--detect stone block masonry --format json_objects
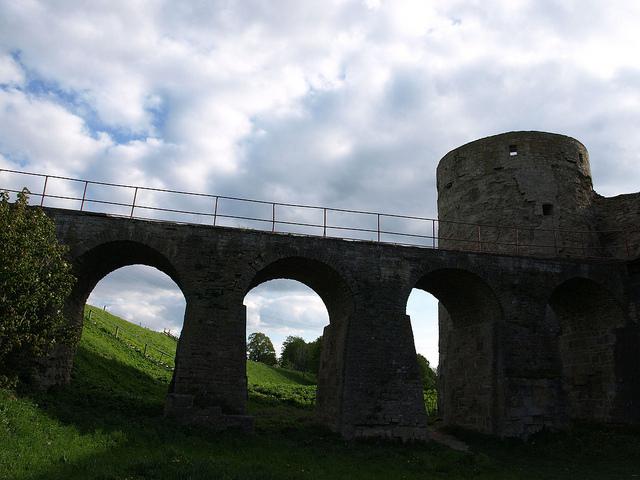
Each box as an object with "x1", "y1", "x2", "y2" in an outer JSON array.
[{"x1": 38, "y1": 192, "x2": 639, "y2": 439}]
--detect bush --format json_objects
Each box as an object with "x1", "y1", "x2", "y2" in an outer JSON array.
[{"x1": 0, "y1": 189, "x2": 75, "y2": 386}]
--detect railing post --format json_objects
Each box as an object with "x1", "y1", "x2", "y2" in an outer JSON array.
[
  {"x1": 40, "y1": 175, "x2": 49, "y2": 207},
  {"x1": 323, "y1": 208, "x2": 327, "y2": 237},
  {"x1": 80, "y1": 181, "x2": 89, "y2": 211},
  {"x1": 213, "y1": 196, "x2": 219, "y2": 226},
  {"x1": 377, "y1": 214, "x2": 381, "y2": 242},
  {"x1": 272, "y1": 203, "x2": 276, "y2": 232},
  {"x1": 432, "y1": 219, "x2": 436, "y2": 249},
  {"x1": 130, "y1": 187, "x2": 138, "y2": 218}
]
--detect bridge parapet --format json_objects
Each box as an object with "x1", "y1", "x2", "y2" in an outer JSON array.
[{"x1": 1, "y1": 167, "x2": 635, "y2": 260}]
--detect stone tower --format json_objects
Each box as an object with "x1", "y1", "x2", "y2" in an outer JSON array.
[{"x1": 436, "y1": 131, "x2": 600, "y2": 257}]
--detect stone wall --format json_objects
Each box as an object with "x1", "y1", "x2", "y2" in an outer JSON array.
[
  {"x1": 435, "y1": 130, "x2": 640, "y2": 436},
  {"x1": 593, "y1": 193, "x2": 640, "y2": 259},
  {"x1": 39, "y1": 206, "x2": 640, "y2": 440}
]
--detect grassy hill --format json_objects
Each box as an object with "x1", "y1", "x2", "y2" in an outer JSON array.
[{"x1": 1, "y1": 306, "x2": 639, "y2": 479}]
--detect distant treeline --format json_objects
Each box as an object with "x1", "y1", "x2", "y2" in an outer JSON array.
[{"x1": 247, "y1": 332, "x2": 322, "y2": 374}]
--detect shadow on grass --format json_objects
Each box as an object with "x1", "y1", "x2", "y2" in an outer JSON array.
[
  {"x1": 17, "y1": 345, "x2": 640, "y2": 480},
  {"x1": 22, "y1": 345, "x2": 169, "y2": 435},
  {"x1": 263, "y1": 368, "x2": 316, "y2": 386}
]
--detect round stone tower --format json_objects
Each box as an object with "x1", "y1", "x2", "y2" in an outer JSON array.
[{"x1": 436, "y1": 131, "x2": 600, "y2": 257}]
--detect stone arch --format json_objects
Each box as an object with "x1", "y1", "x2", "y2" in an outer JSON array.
[
  {"x1": 67, "y1": 240, "x2": 184, "y2": 330},
  {"x1": 60, "y1": 240, "x2": 186, "y2": 373},
  {"x1": 406, "y1": 267, "x2": 504, "y2": 434},
  {"x1": 38, "y1": 239, "x2": 187, "y2": 389},
  {"x1": 547, "y1": 277, "x2": 631, "y2": 423},
  {"x1": 244, "y1": 256, "x2": 354, "y2": 430}
]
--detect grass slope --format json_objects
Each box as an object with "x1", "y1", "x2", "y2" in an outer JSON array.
[
  {"x1": 85, "y1": 305, "x2": 179, "y2": 369},
  {"x1": 1, "y1": 307, "x2": 639, "y2": 479},
  {"x1": 246, "y1": 360, "x2": 316, "y2": 386}
]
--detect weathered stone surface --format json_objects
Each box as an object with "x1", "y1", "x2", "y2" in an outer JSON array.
[
  {"x1": 437, "y1": 131, "x2": 599, "y2": 257},
  {"x1": 436, "y1": 130, "x2": 640, "y2": 437},
  {"x1": 39, "y1": 198, "x2": 639, "y2": 440}
]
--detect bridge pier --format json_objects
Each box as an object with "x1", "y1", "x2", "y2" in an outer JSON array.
[{"x1": 165, "y1": 299, "x2": 253, "y2": 431}]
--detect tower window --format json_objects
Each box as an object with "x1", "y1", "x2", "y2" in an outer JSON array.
[
  {"x1": 543, "y1": 203, "x2": 554, "y2": 216},
  {"x1": 509, "y1": 145, "x2": 518, "y2": 156}
]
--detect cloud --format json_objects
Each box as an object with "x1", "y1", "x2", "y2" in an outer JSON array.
[
  {"x1": 0, "y1": 54, "x2": 23, "y2": 86},
  {"x1": 2, "y1": 0, "x2": 640, "y2": 366},
  {"x1": 245, "y1": 279, "x2": 329, "y2": 356},
  {"x1": 88, "y1": 265, "x2": 186, "y2": 334}
]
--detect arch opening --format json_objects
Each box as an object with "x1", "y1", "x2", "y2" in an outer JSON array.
[
  {"x1": 244, "y1": 279, "x2": 328, "y2": 370},
  {"x1": 243, "y1": 257, "x2": 354, "y2": 430},
  {"x1": 406, "y1": 289, "x2": 439, "y2": 417},
  {"x1": 407, "y1": 268, "x2": 503, "y2": 434},
  {"x1": 63, "y1": 241, "x2": 187, "y2": 396},
  {"x1": 548, "y1": 278, "x2": 630, "y2": 423}
]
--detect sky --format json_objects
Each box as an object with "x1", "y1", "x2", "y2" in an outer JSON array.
[{"x1": 1, "y1": 0, "x2": 639, "y2": 366}]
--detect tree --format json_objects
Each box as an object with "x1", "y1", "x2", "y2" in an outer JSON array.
[
  {"x1": 280, "y1": 335, "x2": 307, "y2": 371},
  {"x1": 416, "y1": 353, "x2": 437, "y2": 391},
  {"x1": 246, "y1": 332, "x2": 277, "y2": 365},
  {"x1": 305, "y1": 336, "x2": 323, "y2": 374},
  {"x1": 0, "y1": 189, "x2": 75, "y2": 386},
  {"x1": 280, "y1": 335, "x2": 323, "y2": 374}
]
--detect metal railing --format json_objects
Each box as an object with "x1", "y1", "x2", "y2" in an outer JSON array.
[{"x1": 0, "y1": 168, "x2": 636, "y2": 259}]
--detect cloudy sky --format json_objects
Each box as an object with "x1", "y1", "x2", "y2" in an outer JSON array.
[{"x1": 1, "y1": 0, "x2": 639, "y2": 365}]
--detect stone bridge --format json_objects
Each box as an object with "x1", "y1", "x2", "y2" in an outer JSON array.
[{"x1": 43, "y1": 206, "x2": 640, "y2": 440}]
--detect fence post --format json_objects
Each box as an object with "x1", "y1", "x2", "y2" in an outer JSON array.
[
  {"x1": 377, "y1": 214, "x2": 381, "y2": 242},
  {"x1": 40, "y1": 175, "x2": 49, "y2": 207},
  {"x1": 323, "y1": 208, "x2": 327, "y2": 237},
  {"x1": 143, "y1": 344, "x2": 148, "y2": 356},
  {"x1": 88, "y1": 310, "x2": 92, "y2": 322},
  {"x1": 130, "y1": 187, "x2": 138, "y2": 218},
  {"x1": 272, "y1": 203, "x2": 276, "y2": 232},
  {"x1": 114, "y1": 326, "x2": 119, "y2": 339},
  {"x1": 80, "y1": 181, "x2": 89, "y2": 211},
  {"x1": 213, "y1": 196, "x2": 219, "y2": 226}
]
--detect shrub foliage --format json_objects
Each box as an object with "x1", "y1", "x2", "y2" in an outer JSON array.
[{"x1": 0, "y1": 189, "x2": 75, "y2": 385}]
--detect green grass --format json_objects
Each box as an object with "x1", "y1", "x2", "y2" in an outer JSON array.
[
  {"x1": 84, "y1": 305, "x2": 179, "y2": 369},
  {"x1": 1, "y1": 306, "x2": 639, "y2": 479},
  {"x1": 246, "y1": 360, "x2": 316, "y2": 386}
]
